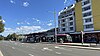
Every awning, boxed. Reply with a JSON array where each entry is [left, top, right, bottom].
[[70, 32, 81, 34], [70, 31, 100, 34], [56, 34, 68, 36], [46, 35, 54, 37]]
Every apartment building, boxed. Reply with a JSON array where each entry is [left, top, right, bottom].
[[58, 0, 100, 43], [58, 4, 76, 34]]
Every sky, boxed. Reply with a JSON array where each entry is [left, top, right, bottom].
[[0, 0, 75, 36]]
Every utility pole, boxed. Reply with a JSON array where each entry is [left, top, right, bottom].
[[54, 9, 57, 43], [48, 9, 57, 43]]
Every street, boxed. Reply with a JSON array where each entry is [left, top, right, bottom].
[[0, 41, 100, 56]]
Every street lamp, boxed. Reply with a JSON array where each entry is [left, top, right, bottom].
[[48, 9, 57, 43]]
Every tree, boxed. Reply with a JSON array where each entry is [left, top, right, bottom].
[[6, 34, 12, 40], [6, 33, 18, 41], [0, 16, 5, 33], [11, 33, 18, 41], [0, 35, 4, 40]]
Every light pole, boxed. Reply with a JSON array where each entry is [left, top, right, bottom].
[[48, 9, 57, 43]]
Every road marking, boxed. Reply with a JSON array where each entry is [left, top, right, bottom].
[[55, 46, 60, 49], [43, 47, 53, 51], [55, 52, 61, 54], [21, 43, 25, 44], [0, 51, 4, 56], [55, 46, 72, 51], [12, 47, 15, 49], [28, 54, 34, 56]]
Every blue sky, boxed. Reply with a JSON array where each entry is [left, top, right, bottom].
[[0, 0, 75, 36]]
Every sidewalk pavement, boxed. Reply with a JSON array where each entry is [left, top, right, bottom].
[[62, 43, 97, 47], [59, 43, 100, 51]]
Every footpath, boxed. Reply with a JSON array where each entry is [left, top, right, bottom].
[[59, 43, 100, 51]]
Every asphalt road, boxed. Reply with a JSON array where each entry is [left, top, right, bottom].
[[0, 41, 100, 56]]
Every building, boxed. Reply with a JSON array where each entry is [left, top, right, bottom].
[[58, 4, 76, 34], [45, 28, 58, 42], [58, 0, 100, 43]]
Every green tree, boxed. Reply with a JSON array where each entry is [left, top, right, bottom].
[[6, 34, 12, 40], [0, 35, 4, 40], [0, 16, 5, 33], [11, 33, 18, 41]]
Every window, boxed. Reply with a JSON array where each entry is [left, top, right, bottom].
[[82, 6, 91, 11], [69, 22, 73, 26], [76, 0, 81, 2], [62, 19, 65, 22], [69, 13, 72, 16], [58, 20, 60, 24], [82, 0, 90, 6], [63, 12, 66, 14], [61, 24, 65, 27], [69, 17, 73, 20], [58, 16, 61, 19], [85, 18, 92, 23], [62, 16, 64, 18], [62, 28, 66, 31], [84, 24, 93, 29], [83, 11, 92, 17], [70, 27, 73, 31]]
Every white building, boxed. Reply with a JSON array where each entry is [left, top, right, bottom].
[[58, 4, 76, 34]]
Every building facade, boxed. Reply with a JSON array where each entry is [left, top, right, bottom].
[[58, 4, 76, 34], [58, 0, 100, 43]]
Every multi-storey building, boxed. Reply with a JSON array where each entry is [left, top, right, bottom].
[[58, 4, 76, 34], [58, 0, 100, 43]]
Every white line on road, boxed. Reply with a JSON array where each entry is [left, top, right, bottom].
[[12, 47, 15, 49], [0, 50, 4, 56], [55, 52, 61, 55], [28, 54, 34, 56], [55, 46, 60, 49], [55, 46, 72, 51], [21, 43, 25, 44], [43, 47, 53, 51]]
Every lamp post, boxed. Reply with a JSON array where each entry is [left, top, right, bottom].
[[48, 9, 57, 43]]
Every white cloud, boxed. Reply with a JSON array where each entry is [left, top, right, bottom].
[[64, 0, 74, 6], [16, 26, 42, 34], [17, 22, 24, 25], [17, 22, 20, 25], [47, 23, 52, 26], [0, 26, 50, 37], [64, 0, 67, 4], [36, 20, 39, 22], [0, 27, 15, 37], [32, 18, 40, 22], [49, 20, 53, 22], [32, 18, 41, 24], [10, 0, 15, 4], [23, 2, 30, 7], [2, 19, 5, 23]]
